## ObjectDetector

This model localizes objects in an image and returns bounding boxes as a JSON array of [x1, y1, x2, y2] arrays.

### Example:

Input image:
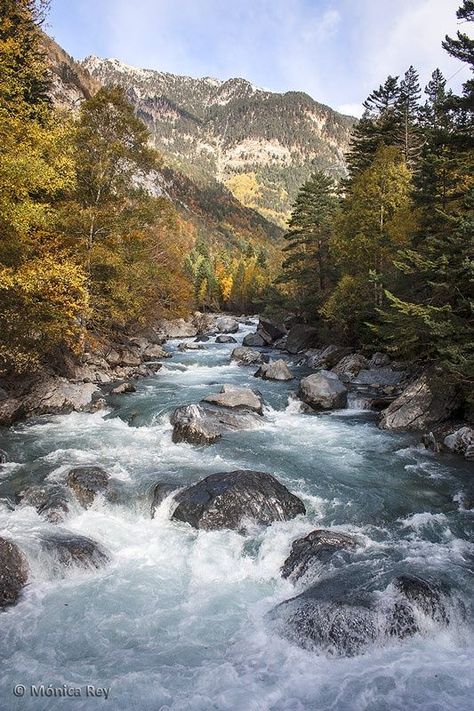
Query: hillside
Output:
[[82, 57, 355, 226]]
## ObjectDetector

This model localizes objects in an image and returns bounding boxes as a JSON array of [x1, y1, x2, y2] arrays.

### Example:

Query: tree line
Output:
[[274, 0, 473, 402]]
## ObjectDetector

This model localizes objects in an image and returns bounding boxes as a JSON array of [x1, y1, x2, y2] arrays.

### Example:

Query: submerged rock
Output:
[[41, 531, 109, 571], [150, 482, 177, 517], [282, 529, 357, 580], [298, 371, 347, 410], [0, 537, 28, 608], [379, 369, 460, 431], [66, 466, 110, 508], [254, 359, 294, 381], [171, 470, 305, 530], [231, 347, 269, 365], [20, 484, 71, 524], [202, 385, 264, 414], [215, 335, 237, 344]]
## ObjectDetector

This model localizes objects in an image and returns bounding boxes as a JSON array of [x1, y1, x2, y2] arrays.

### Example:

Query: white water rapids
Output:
[[0, 320, 472, 710]]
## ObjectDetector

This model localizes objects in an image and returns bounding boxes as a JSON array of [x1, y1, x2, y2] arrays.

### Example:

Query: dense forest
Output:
[[272, 0, 473, 405]]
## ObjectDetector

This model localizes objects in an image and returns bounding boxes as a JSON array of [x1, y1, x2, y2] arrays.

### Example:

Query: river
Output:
[[0, 319, 472, 711]]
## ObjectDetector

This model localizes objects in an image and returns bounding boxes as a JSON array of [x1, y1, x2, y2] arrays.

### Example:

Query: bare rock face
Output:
[[231, 347, 268, 365], [0, 537, 28, 608], [285, 324, 319, 354], [66, 466, 110, 508], [379, 370, 461, 432], [40, 531, 109, 571], [254, 359, 294, 381], [171, 470, 306, 530], [298, 371, 347, 410], [202, 385, 264, 414], [281, 529, 357, 580]]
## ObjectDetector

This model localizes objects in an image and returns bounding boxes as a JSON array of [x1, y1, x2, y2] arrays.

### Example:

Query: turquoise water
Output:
[[0, 321, 472, 710]]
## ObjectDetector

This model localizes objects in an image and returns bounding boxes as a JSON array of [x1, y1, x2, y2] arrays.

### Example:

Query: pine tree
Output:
[[276, 171, 338, 318], [396, 66, 423, 168]]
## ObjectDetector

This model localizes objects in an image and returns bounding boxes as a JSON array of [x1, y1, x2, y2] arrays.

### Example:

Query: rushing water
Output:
[[0, 320, 473, 711]]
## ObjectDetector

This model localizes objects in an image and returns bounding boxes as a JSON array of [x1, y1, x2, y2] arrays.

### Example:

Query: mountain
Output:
[[81, 57, 355, 227], [42, 35, 282, 251]]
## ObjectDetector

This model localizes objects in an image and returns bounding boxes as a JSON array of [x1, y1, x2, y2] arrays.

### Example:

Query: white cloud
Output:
[[337, 103, 364, 118]]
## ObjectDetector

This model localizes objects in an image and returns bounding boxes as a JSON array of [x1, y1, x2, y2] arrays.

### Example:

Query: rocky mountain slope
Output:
[[82, 57, 355, 226]]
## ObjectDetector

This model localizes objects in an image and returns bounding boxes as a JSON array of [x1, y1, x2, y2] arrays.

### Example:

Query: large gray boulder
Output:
[[170, 401, 263, 445], [257, 317, 287, 343], [352, 367, 406, 387], [160, 318, 198, 339], [379, 370, 460, 431], [66, 466, 110, 508], [285, 324, 319, 354], [171, 470, 305, 530], [254, 359, 294, 381], [143, 343, 172, 360], [306, 345, 352, 370], [298, 371, 347, 410], [281, 529, 357, 581], [216, 316, 239, 334], [202, 385, 264, 414], [231, 347, 268, 365], [0, 537, 28, 608], [443, 426, 474, 460], [20, 484, 71, 524], [242, 332, 267, 347], [25, 378, 102, 418]]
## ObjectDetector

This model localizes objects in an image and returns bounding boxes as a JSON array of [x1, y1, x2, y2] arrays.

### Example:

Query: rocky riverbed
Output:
[[0, 316, 472, 710]]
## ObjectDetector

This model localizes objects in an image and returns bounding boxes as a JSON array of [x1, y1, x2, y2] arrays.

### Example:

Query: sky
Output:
[[46, 0, 468, 117]]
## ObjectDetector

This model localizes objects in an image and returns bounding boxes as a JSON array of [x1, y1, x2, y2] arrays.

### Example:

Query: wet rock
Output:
[[195, 335, 210, 342], [111, 382, 137, 395], [25, 378, 101, 418], [285, 324, 319, 354], [306, 345, 352, 370], [231, 347, 269, 365], [0, 449, 7, 464], [242, 332, 267, 347], [0, 537, 28, 608], [41, 531, 109, 571], [216, 316, 239, 334], [215, 335, 237, 344], [370, 352, 391, 368], [444, 426, 474, 460], [257, 317, 287, 343], [202, 385, 264, 414], [393, 575, 449, 627], [379, 369, 461, 431], [0, 397, 25, 426], [298, 371, 347, 410], [170, 404, 222, 445], [282, 529, 357, 580], [172, 470, 305, 530], [66, 466, 110, 508], [255, 359, 294, 381], [332, 353, 369, 378], [273, 336, 288, 350], [352, 368, 406, 387], [143, 344, 171, 360], [177, 342, 203, 352], [20, 484, 71, 524], [150, 482, 176, 517]]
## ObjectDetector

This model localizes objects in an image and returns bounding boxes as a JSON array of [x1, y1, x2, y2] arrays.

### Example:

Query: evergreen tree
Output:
[[276, 171, 338, 318], [396, 66, 423, 168]]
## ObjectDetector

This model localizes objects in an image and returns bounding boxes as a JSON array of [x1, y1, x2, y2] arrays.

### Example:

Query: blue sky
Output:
[[46, 0, 467, 116]]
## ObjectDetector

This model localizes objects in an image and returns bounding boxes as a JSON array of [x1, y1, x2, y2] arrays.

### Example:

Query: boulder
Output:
[[150, 482, 176, 517], [242, 332, 267, 348], [281, 529, 357, 580], [273, 336, 288, 350], [177, 342, 203, 352], [171, 470, 305, 530], [170, 402, 263, 445], [195, 335, 210, 342], [66, 466, 110, 508], [306, 345, 352, 370], [254, 359, 294, 381], [379, 370, 461, 431], [117, 347, 141, 367], [215, 335, 237, 344], [0, 537, 28, 608], [23, 378, 102, 419], [285, 324, 319, 354], [143, 344, 171, 360], [352, 368, 405, 387], [298, 371, 348, 410], [332, 353, 369, 378], [20, 484, 71, 524], [40, 531, 109, 571], [231, 347, 268, 366], [192, 312, 218, 335], [202, 385, 264, 414], [257, 317, 287, 343], [443, 426, 474, 460], [216, 316, 239, 334], [111, 382, 137, 395], [0, 397, 24, 426], [160, 318, 198, 339]]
